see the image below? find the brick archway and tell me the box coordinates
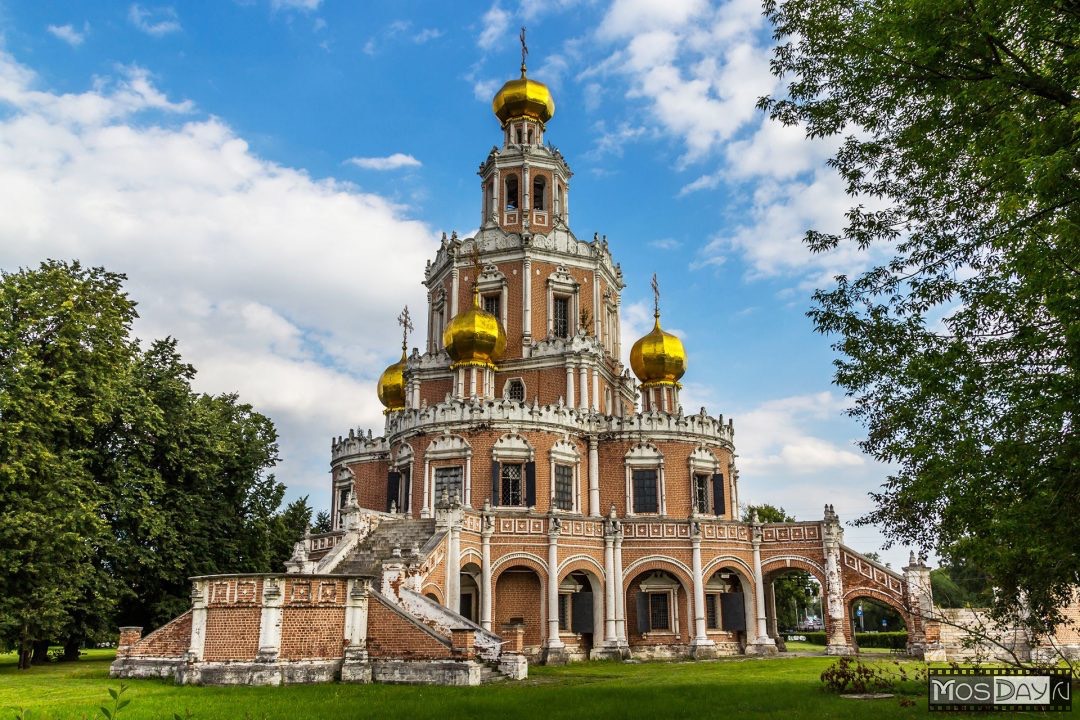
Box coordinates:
[493,561,547,650]
[843,588,913,651]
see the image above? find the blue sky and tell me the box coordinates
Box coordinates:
[0,1,912,567]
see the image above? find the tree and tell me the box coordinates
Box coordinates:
[311,510,332,534]
[0,261,305,664]
[760,0,1080,632]
[741,503,794,524]
[0,261,137,668]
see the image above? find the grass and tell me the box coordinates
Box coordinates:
[1,649,983,719]
[784,641,894,654]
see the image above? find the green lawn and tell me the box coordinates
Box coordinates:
[2,649,978,719]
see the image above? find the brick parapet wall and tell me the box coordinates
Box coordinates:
[123,611,192,658]
[367,593,454,660]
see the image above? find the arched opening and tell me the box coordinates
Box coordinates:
[763,568,823,652]
[557,569,602,657]
[627,568,691,653]
[703,567,753,652]
[505,175,519,210]
[494,565,543,652]
[533,175,546,211]
[848,595,907,654]
[460,562,481,623]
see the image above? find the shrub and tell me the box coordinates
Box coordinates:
[855,631,907,650]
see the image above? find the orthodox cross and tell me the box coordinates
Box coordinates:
[397,306,413,353]
[520,26,528,73]
[467,238,486,294]
[651,273,660,318]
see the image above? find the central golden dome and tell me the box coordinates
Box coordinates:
[443,292,507,369]
[492,69,555,125]
[630,313,687,386]
[377,350,407,412]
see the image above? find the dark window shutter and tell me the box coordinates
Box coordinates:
[720,592,746,632]
[525,461,536,506]
[571,592,594,634]
[386,471,400,512]
[401,469,411,512]
[635,591,650,634]
[491,461,501,506]
[712,473,725,516]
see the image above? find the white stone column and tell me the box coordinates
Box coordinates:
[342,577,372,683]
[446,524,461,611]
[464,454,473,508]
[591,368,600,411]
[747,514,777,653]
[492,170,500,223]
[451,267,460,317]
[565,363,575,407]
[564,181,570,226]
[481,514,493,632]
[614,530,626,645]
[603,528,617,645]
[188,580,208,661]
[421,460,431,518]
[588,435,601,517]
[544,526,565,653]
[579,365,589,411]
[593,273,601,339]
[523,258,532,345]
[257,577,285,660]
[690,529,713,651]
[822,505,853,655]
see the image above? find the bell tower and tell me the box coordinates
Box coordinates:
[480,27,570,237]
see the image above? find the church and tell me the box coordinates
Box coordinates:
[111,48,936,686]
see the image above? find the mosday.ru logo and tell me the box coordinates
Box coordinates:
[928,669,1071,712]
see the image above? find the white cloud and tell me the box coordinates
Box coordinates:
[734,392,864,474]
[271,0,322,10]
[648,238,681,250]
[47,23,89,47]
[478,4,511,50]
[0,51,435,498]
[412,28,443,44]
[346,153,422,171]
[128,4,181,37]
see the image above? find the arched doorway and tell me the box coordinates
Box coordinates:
[557,570,602,658]
[848,595,907,654]
[763,568,823,652]
[459,562,481,623]
[494,565,544,653]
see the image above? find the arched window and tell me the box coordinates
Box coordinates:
[505,379,525,402]
[505,176,519,210]
[533,175,546,211]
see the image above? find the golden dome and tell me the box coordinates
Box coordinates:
[630,313,687,386]
[443,292,507,369]
[376,351,407,412]
[492,70,555,125]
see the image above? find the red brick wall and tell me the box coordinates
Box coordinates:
[367,596,452,660]
[280,606,346,660]
[625,574,691,646]
[202,607,261,661]
[127,611,191,658]
[494,569,544,647]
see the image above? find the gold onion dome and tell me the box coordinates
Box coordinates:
[492,68,555,125]
[377,350,407,412]
[443,291,507,369]
[630,312,687,387]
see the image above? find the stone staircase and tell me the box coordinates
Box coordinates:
[333,517,440,576]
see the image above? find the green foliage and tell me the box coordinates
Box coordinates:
[854,632,908,650]
[0,261,300,660]
[100,684,130,719]
[761,0,1080,633]
[820,656,925,694]
[741,503,794,523]
[310,510,332,534]
[798,631,827,645]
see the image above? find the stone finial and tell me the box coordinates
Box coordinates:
[909,550,916,566]
[483,498,492,513]
[751,509,759,525]
[609,504,617,519]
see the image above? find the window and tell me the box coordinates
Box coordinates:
[506,379,525,402]
[694,474,710,515]
[649,593,670,630]
[515,127,523,144]
[632,469,659,513]
[434,466,463,504]
[533,175,546,210]
[706,594,720,630]
[501,463,524,506]
[558,593,570,631]
[505,176,519,210]
[554,465,574,511]
[553,296,570,338]
[483,294,500,319]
